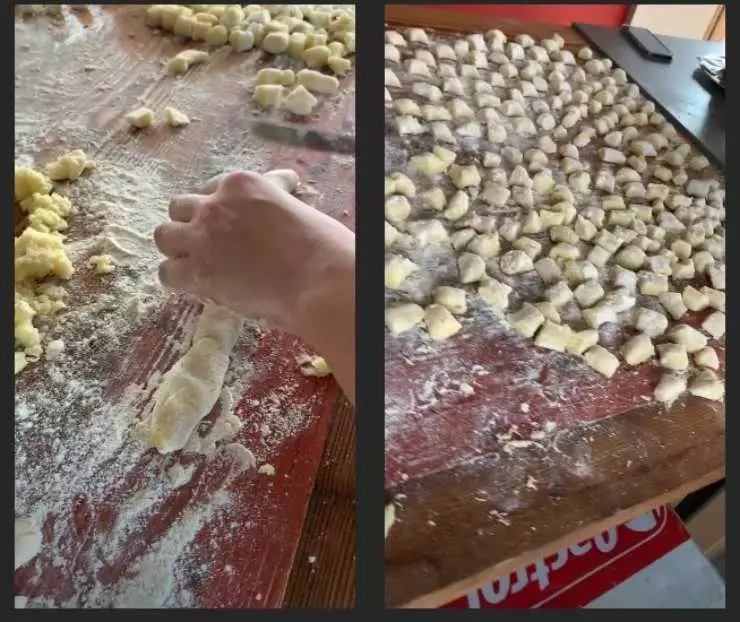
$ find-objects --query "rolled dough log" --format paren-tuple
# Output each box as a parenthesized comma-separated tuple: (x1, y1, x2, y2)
(145, 168, 300, 454)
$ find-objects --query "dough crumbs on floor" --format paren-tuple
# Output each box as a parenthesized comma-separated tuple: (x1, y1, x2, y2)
(459, 382, 475, 395)
(307, 555, 316, 564)
(520, 402, 530, 413)
(489, 510, 511, 527)
(427, 519, 437, 527)
(258, 464, 276, 476)
(525, 476, 538, 490)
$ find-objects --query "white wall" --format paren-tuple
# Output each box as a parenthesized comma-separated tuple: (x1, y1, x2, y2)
(630, 4, 719, 40)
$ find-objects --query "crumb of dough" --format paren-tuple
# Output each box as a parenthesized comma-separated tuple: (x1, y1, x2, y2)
(89, 254, 116, 274)
(258, 463, 276, 476)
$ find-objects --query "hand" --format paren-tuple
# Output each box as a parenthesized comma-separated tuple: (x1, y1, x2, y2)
(154, 170, 355, 402)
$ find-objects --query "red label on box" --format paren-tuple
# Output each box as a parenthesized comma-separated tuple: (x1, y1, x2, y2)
(443, 506, 691, 608)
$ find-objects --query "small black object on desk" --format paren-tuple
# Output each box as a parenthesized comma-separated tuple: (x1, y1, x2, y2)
(574, 23, 725, 169)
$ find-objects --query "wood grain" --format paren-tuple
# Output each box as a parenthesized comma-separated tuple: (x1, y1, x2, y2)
(384, 6, 725, 609)
(284, 397, 356, 608)
(15, 6, 354, 608)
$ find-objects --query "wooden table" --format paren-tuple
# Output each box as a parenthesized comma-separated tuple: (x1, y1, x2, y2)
(384, 5, 725, 609)
(15, 6, 354, 608)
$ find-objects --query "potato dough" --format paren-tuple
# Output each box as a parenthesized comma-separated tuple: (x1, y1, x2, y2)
(424, 304, 462, 341)
(583, 345, 619, 378)
(386, 303, 424, 335)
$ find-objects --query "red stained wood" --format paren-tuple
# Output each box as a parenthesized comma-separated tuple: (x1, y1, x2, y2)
(384, 5, 725, 609)
(16, 6, 354, 608)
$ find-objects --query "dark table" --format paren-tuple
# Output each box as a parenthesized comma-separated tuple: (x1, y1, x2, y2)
(574, 23, 725, 169)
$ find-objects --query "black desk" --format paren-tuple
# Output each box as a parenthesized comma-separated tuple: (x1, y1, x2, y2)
(574, 23, 725, 169)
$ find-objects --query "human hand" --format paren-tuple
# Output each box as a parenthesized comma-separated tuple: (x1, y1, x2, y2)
(154, 170, 354, 341)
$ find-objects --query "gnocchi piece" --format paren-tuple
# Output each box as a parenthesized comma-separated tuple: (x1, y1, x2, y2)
(658, 292, 687, 320)
(205, 24, 229, 46)
(479, 182, 510, 207)
(385, 68, 401, 87)
(385, 255, 418, 289)
(708, 265, 725, 290)
(406, 58, 431, 78)
(694, 346, 720, 370)
(583, 345, 620, 378)
(564, 329, 598, 356)
(598, 147, 626, 164)
(534, 320, 572, 353)
(229, 28, 255, 52)
(384, 194, 411, 224)
(668, 324, 708, 353)
(434, 286, 467, 315)
(657, 343, 689, 371)
(458, 252, 487, 284)
(163, 106, 190, 127)
(574, 280, 605, 308)
(499, 250, 534, 275)
(563, 259, 598, 286)
(467, 233, 501, 259)
(545, 280, 573, 307)
(509, 303, 546, 338)
(253, 84, 284, 108)
(478, 277, 513, 312)
(682, 285, 710, 312)
(512, 236, 542, 259)
(615, 245, 646, 270)
(411, 82, 442, 101)
(533, 258, 562, 286)
(688, 369, 724, 401)
(622, 333, 654, 366)
(450, 228, 477, 251)
(386, 303, 425, 335)
(654, 373, 687, 404)
(443, 191, 470, 221)
(635, 307, 668, 338)
(701, 311, 725, 340)
(522, 210, 544, 235)
(410, 153, 447, 177)
(408, 28, 430, 45)
(385, 221, 402, 248)
(125, 107, 155, 129)
(384, 43, 401, 63)
(424, 304, 462, 341)
(283, 85, 319, 116)
(297, 69, 339, 94)
(500, 100, 525, 117)
(638, 272, 669, 296)
(263, 30, 290, 54)
(408, 219, 449, 247)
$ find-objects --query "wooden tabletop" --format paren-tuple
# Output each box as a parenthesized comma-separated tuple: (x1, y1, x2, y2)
(15, 6, 354, 608)
(384, 5, 725, 609)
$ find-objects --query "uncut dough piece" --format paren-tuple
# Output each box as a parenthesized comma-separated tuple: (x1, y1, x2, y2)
(15, 518, 42, 570)
(424, 304, 462, 341)
(386, 303, 424, 335)
(583, 345, 620, 378)
(145, 169, 299, 454)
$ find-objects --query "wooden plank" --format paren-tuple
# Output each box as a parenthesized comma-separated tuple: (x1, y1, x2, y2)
(15, 6, 354, 608)
(284, 398, 356, 608)
(383, 6, 725, 608)
(686, 488, 725, 556)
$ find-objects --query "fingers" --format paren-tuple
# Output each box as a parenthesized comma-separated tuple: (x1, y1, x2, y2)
(169, 194, 201, 222)
(158, 257, 192, 291)
(200, 172, 229, 194)
(154, 222, 194, 258)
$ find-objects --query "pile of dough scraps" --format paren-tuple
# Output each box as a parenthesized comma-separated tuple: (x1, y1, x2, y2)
(14, 149, 102, 375)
